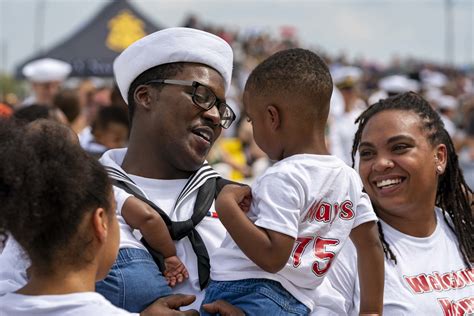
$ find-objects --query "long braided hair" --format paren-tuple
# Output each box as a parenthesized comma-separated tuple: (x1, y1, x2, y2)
(351, 92, 473, 267)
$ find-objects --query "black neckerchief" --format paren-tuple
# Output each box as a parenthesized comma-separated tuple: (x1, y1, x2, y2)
(105, 164, 237, 289)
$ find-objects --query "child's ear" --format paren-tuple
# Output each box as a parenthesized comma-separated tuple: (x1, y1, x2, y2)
(92, 207, 108, 243)
(266, 105, 280, 131)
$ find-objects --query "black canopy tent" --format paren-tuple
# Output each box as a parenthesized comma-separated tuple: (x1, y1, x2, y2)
(15, 0, 162, 78)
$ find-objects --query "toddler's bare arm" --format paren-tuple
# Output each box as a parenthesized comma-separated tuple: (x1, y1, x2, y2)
(350, 221, 384, 315)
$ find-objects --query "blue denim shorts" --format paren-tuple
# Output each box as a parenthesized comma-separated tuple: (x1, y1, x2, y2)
(95, 248, 172, 313)
(201, 278, 310, 316)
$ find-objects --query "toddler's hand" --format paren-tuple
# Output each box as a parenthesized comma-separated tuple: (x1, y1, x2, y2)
(238, 193, 251, 213)
(164, 255, 189, 287)
(217, 184, 252, 213)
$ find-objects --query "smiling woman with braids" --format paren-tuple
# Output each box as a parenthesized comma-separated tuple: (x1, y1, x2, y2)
(323, 92, 473, 315)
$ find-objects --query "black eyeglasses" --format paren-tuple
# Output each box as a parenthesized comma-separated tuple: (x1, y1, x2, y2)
(144, 79, 236, 129)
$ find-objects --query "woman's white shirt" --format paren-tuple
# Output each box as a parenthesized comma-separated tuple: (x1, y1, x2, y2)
(325, 207, 474, 315)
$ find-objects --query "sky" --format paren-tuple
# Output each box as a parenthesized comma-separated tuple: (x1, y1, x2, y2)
(0, 0, 473, 76)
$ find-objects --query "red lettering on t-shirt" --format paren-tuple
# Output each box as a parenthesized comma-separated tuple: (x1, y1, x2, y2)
(404, 268, 474, 294)
(339, 200, 354, 220)
(292, 236, 313, 268)
(302, 199, 355, 223)
(438, 296, 474, 316)
(405, 274, 431, 294)
(302, 200, 321, 223)
(315, 202, 331, 222)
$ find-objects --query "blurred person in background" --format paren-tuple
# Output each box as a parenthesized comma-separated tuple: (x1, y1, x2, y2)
(0, 103, 13, 118)
(435, 95, 464, 149)
(459, 96, 474, 190)
(328, 66, 367, 165)
(368, 74, 420, 105)
(53, 88, 88, 134)
(83, 84, 113, 127)
(76, 79, 114, 130)
(80, 106, 130, 159)
(237, 117, 270, 181)
(78, 82, 118, 154)
(14, 103, 68, 125)
(21, 58, 71, 108)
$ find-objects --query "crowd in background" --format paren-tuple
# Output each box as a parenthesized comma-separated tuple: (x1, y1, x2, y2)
(1, 17, 473, 188)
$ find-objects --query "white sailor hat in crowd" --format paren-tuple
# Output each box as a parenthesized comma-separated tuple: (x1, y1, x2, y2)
(424, 88, 443, 103)
(437, 95, 458, 111)
(114, 27, 234, 104)
(22, 58, 72, 83)
(420, 69, 448, 89)
(367, 90, 388, 105)
(378, 75, 420, 94)
(331, 66, 363, 89)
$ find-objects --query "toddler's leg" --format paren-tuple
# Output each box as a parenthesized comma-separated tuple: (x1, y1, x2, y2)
(201, 279, 310, 316)
(96, 262, 122, 307)
(96, 248, 172, 313)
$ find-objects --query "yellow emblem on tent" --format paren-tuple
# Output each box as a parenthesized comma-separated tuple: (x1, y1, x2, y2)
(106, 10, 146, 52)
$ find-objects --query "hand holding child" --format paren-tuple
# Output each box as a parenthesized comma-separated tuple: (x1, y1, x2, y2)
(202, 300, 245, 316)
(141, 294, 198, 315)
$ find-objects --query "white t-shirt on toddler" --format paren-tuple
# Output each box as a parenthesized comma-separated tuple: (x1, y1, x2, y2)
(211, 154, 377, 311)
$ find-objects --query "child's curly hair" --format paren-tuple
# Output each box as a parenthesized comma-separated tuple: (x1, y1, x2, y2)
(0, 118, 112, 272)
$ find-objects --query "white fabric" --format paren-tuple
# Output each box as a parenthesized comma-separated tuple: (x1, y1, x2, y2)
(325, 207, 474, 315)
(329, 104, 364, 165)
(78, 126, 108, 156)
(112, 186, 145, 250)
(19, 96, 37, 107)
(440, 115, 458, 138)
(437, 95, 458, 110)
(112, 176, 188, 250)
(100, 148, 227, 310)
(424, 88, 443, 104)
(379, 75, 420, 93)
(331, 66, 363, 86)
(0, 292, 136, 315)
(0, 237, 29, 295)
(367, 90, 388, 105)
(421, 69, 448, 89)
(78, 126, 93, 146)
(309, 277, 348, 316)
(329, 87, 345, 118)
(22, 58, 71, 82)
(113, 27, 234, 103)
(211, 154, 377, 311)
